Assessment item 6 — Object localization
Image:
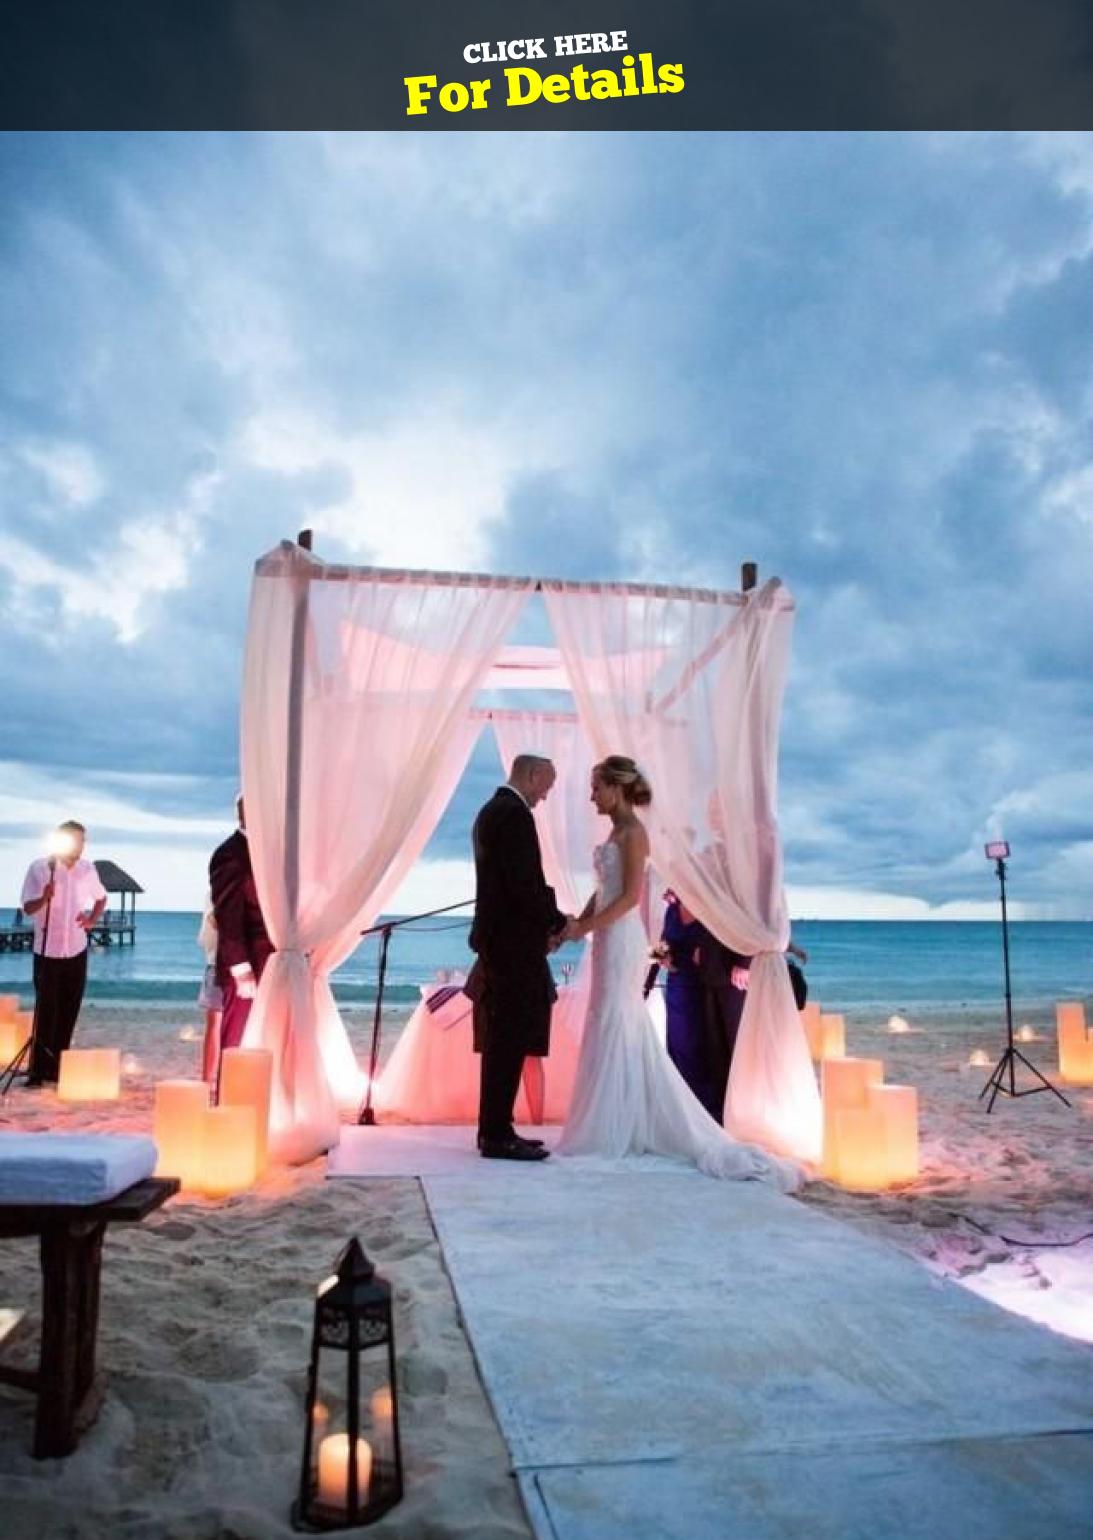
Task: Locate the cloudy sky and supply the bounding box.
[1,130,1091,919]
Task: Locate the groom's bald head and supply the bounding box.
[509,754,556,807]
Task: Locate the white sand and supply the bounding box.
[0,1006,532,1540]
[1,999,1090,1536]
[801,1004,1093,1346]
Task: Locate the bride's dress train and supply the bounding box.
[558,842,801,1192]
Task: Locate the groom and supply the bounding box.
[468,754,572,1161]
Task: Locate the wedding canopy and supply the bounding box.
[239,540,821,1165]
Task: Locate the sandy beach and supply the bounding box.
[1,1000,1090,1537]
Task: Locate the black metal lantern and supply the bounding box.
[293,1238,404,1530]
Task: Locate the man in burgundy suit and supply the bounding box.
[209,796,273,1056]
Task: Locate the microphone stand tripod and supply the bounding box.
[0,857,56,1096]
[356,899,474,1126]
[979,853,1069,1114]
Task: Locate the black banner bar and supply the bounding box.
[3,0,1093,130]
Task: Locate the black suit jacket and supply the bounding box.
[469,788,565,972]
[209,829,274,988]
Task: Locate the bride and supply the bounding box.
[558,755,801,1192]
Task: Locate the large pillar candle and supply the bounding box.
[817,1013,846,1061]
[868,1083,919,1185]
[199,1104,258,1197]
[154,1079,209,1187]
[821,1056,883,1179]
[1057,1001,1093,1086]
[57,1048,121,1101]
[800,1001,822,1057]
[0,1014,30,1065]
[832,1105,890,1191]
[219,1048,273,1175]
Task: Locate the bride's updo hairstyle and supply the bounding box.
[595,755,653,807]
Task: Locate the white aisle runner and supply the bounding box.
[414,1158,1093,1540]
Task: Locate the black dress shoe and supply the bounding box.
[480,1136,550,1161]
[477,1131,545,1151]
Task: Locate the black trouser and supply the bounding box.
[478,1031,527,1144]
[701,982,746,1127]
[30,951,88,1082]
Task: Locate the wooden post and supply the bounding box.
[741,561,757,593]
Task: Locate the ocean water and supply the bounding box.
[0,912,1089,1019]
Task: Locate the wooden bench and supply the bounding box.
[0,1175,179,1457]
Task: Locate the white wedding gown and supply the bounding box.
[558,841,801,1192]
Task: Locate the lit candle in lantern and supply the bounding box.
[57,1048,121,1101]
[370,1385,393,1424]
[199,1104,257,1196]
[154,1079,209,1188]
[318,1433,373,1511]
[219,1048,273,1176]
[821,1056,883,1179]
[1056,1002,1093,1086]
[969,1049,990,1067]
[868,1083,919,1184]
[887,1015,911,1035]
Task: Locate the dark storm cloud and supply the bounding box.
[0,131,1090,910]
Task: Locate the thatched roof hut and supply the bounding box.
[93,860,144,894]
[92,860,143,944]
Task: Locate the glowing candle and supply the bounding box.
[832,1105,890,1191]
[317,1433,372,1510]
[370,1385,393,1425]
[821,1056,883,1179]
[219,1048,273,1176]
[199,1105,257,1197]
[887,1015,911,1035]
[969,1049,990,1067]
[868,1083,919,1184]
[0,1015,30,1065]
[799,1001,822,1056]
[57,1048,121,1101]
[1056,1002,1093,1086]
[817,1013,846,1060]
[154,1079,209,1187]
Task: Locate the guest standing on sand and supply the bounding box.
[209,796,272,1059]
[19,819,107,1086]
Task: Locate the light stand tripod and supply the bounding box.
[979,846,1069,1114]
[0,858,55,1095]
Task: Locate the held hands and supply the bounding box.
[548,916,584,950]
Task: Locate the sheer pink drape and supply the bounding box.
[240,543,530,1161]
[490,712,600,914]
[543,579,821,1162]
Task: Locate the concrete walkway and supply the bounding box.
[330,1129,1093,1538]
